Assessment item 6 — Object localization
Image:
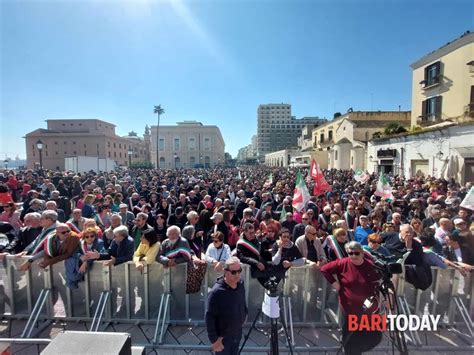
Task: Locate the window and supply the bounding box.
[328,131,333,141]
[204,138,210,150]
[190,156,196,166]
[73,141,76,145]
[422,96,442,121]
[108,142,110,147]
[55,141,58,145]
[320,133,324,143]
[113,143,116,148]
[189,137,195,150]
[159,157,165,165]
[159,138,164,151]
[64,141,67,145]
[73,151,77,155]
[174,138,180,151]
[424,61,441,87]
[108,152,111,157]
[205,156,211,168]
[119,143,121,149]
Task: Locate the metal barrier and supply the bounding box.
[0,256,472,344]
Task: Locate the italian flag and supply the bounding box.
[292,171,311,212]
[354,169,370,183]
[374,173,394,200]
[263,173,273,188]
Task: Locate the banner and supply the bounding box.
[460,187,474,211]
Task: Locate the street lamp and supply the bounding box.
[153,105,165,169]
[36,139,44,171]
[128,148,133,167]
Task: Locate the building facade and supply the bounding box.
[368,31,474,183]
[150,121,225,169]
[257,103,325,161]
[25,119,149,170]
[411,31,474,128]
[367,123,474,184]
[311,111,411,170]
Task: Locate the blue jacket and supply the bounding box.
[205,277,247,343]
[99,236,134,265]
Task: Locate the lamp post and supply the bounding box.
[36,139,44,171]
[128,148,133,168]
[153,105,165,169]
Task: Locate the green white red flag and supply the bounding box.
[374,173,394,200]
[354,169,370,183]
[292,171,311,212]
[263,173,273,188]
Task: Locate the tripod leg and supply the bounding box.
[239,309,261,354]
[279,316,294,355]
[270,318,279,355]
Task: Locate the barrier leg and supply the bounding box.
[21,289,51,338]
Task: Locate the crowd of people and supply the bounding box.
[0,166,473,354]
[0,167,472,286]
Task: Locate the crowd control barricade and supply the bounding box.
[1,256,472,343]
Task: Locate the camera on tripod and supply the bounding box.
[371,251,403,279]
[263,276,280,297]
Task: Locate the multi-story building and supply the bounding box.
[368,31,474,183]
[411,30,474,127]
[150,121,225,168]
[312,111,411,170]
[257,103,325,161]
[25,119,149,170]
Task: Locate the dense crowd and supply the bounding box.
[0,167,472,292]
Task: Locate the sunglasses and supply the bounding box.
[58,230,71,235]
[347,251,361,256]
[225,268,242,275]
[84,235,95,239]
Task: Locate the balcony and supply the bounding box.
[417,113,443,127]
[419,75,442,90]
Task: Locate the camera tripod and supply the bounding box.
[239,290,294,355]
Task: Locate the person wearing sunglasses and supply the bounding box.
[205,231,231,272]
[321,241,382,355]
[78,227,105,274]
[206,257,247,355]
[363,233,391,257]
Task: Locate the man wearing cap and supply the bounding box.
[209,212,229,246]
[119,204,135,229]
[354,215,373,246]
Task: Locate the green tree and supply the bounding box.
[384,122,407,135]
[333,112,342,119]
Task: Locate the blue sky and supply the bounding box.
[1,0,472,159]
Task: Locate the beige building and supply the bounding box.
[311,111,411,170]
[150,121,225,168]
[367,31,474,183]
[25,119,149,170]
[411,31,474,127]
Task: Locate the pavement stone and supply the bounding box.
[176,330,202,345]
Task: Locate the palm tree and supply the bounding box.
[153,105,165,168]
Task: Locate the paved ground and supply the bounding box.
[0,319,472,354]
